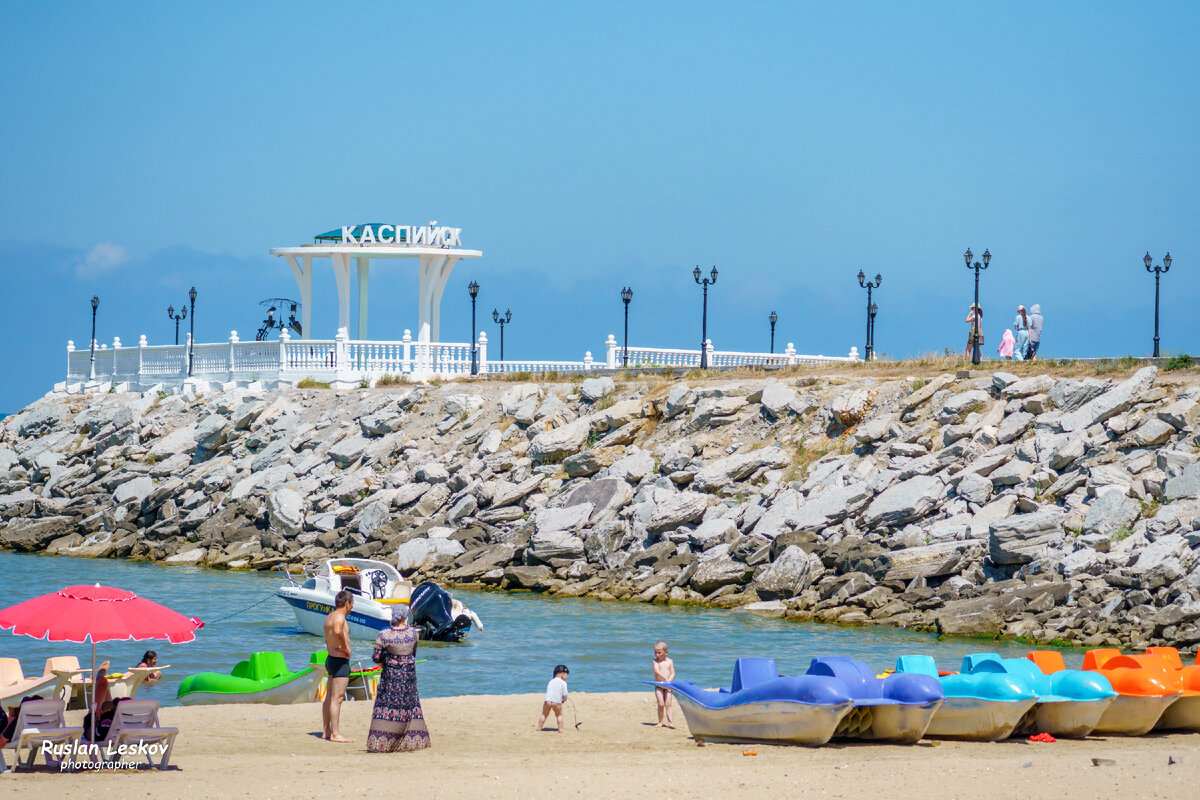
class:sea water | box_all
[0,551,1083,706]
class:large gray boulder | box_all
[755,546,824,599]
[529,417,592,463]
[647,491,708,533]
[581,377,615,402]
[563,447,622,478]
[1082,491,1139,537]
[690,555,753,594]
[266,487,305,536]
[328,436,368,467]
[113,476,155,506]
[956,471,993,505]
[1002,375,1055,398]
[528,529,586,562]
[533,503,593,535]
[0,516,74,552]
[562,477,632,523]
[1164,463,1200,501]
[882,540,983,581]
[988,510,1064,565]
[862,475,944,528]
[935,390,991,424]
[1122,533,1193,591]
[786,483,871,530]
[1049,378,1109,412]
[692,448,789,493]
[759,383,798,420]
[902,374,956,410]
[689,517,738,550]
[609,450,656,484]
[996,411,1035,444]
[395,536,465,573]
[194,414,231,451]
[1057,366,1156,432]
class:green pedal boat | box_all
[177,651,322,706]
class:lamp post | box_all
[492,308,511,361]
[693,265,718,368]
[167,303,187,345]
[621,287,633,367]
[857,271,882,361]
[89,295,99,380]
[1144,251,1172,358]
[868,302,878,360]
[468,281,480,375]
[769,311,777,354]
[963,249,990,365]
[187,286,197,376]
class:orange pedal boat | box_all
[1063,649,1180,735]
[1142,647,1200,731]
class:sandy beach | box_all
[2,692,1197,799]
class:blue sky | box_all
[2,2,1197,412]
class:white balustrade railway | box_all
[63,328,859,389]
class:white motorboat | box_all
[276,558,481,642]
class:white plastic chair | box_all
[90,699,179,770]
[3,698,82,771]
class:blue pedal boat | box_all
[651,658,853,746]
[960,653,1117,738]
[896,655,1038,741]
[806,657,944,743]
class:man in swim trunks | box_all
[322,589,354,743]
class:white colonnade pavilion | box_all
[269,223,482,342]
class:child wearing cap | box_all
[535,665,569,732]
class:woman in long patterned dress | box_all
[366,604,430,752]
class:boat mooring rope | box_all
[204,592,278,625]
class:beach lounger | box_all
[90,699,179,770]
[45,655,92,708]
[2,698,82,772]
[107,665,171,700]
[0,658,61,711]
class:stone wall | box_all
[2,366,1198,652]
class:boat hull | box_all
[278,590,390,640]
[924,697,1038,741]
[1092,693,1178,736]
[1154,695,1200,731]
[178,671,321,706]
[673,695,853,746]
[834,701,943,743]
[1012,698,1115,739]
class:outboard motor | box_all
[410,582,473,642]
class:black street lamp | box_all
[1144,251,1172,358]
[621,287,633,367]
[868,302,878,360]
[187,286,197,376]
[963,249,990,365]
[468,281,480,375]
[167,302,188,345]
[89,295,99,380]
[693,265,718,368]
[768,311,778,354]
[857,271,882,361]
[492,308,511,361]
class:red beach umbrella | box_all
[0,584,204,740]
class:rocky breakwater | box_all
[2,366,1199,651]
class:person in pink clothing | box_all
[998,329,1015,359]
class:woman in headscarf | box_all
[366,603,430,752]
[1013,305,1030,361]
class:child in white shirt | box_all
[535,665,569,732]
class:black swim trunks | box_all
[325,655,351,679]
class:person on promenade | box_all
[322,589,354,743]
[1013,305,1030,361]
[136,650,162,681]
[366,603,430,752]
[1028,304,1043,359]
[652,641,675,728]
[535,665,570,732]
[998,328,1015,359]
[964,304,984,359]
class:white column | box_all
[606,335,617,369]
[355,257,370,339]
[284,254,314,338]
[330,253,352,337]
[416,254,449,342]
[428,256,457,343]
